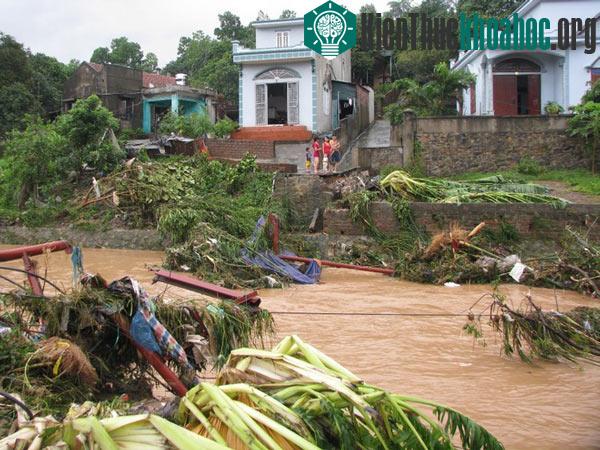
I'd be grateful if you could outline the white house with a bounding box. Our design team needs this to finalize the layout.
[232,18,353,133]
[453,0,600,116]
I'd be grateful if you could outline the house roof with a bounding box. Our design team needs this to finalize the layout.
[142,72,177,88]
[251,18,304,28]
[88,62,103,72]
[81,62,177,88]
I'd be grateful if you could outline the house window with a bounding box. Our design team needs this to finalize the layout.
[276,31,289,48]
[592,68,600,86]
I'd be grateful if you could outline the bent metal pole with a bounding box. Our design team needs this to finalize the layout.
[0,240,72,262]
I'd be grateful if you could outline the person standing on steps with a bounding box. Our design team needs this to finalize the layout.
[305,147,312,174]
[312,137,321,174]
[322,137,332,174]
[329,135,341,173]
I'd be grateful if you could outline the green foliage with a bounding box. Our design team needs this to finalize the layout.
[165,13,252,104]
[456,0,525,17]
[454,168,600,196]
[379,164,404,179]
[582,82,600,103]
[214,11,255,46]
[158,112,213,138]
[91,37,144,69]
[385,63,475,117]
[544,101,564,115]
[213,116,238,138]
[2,116,68,207]
[517,156,544,176]
[56,95,118,148]
[383,103,405,125]
[118,127,147,141]
[0,82,37,136]
[1,96,124,208]
[279,9,297,19]
[568,101,600,173]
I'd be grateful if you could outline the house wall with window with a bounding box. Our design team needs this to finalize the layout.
[454,0,600,116]
[255,22,304,48]
[234,18,355,133]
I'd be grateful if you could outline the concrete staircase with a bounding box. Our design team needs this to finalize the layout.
[231,125,313,142]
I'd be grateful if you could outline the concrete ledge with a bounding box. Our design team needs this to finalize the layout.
[0,226,165,250]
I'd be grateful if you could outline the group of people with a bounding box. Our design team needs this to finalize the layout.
[306,135,341,174]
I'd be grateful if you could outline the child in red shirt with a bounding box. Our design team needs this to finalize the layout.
[322,137,332,173]
[312,137,321,174]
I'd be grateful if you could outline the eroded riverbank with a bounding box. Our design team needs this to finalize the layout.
[0,246,598,449]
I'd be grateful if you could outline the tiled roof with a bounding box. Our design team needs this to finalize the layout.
[143,72,177,88]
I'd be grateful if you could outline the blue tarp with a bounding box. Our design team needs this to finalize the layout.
[241,216,321,284]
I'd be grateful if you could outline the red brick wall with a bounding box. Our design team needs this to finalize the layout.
[206,138,275,160]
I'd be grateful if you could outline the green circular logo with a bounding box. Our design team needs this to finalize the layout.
[304,1,357,59]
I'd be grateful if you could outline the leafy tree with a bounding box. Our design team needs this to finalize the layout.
[279,10,297,19]
[568,101,600,174]
[0,33,32,86]
[29,53,71,116]
[214,11,254,46]
[213,116,238,137]
[384,62,474,119]
[107,37,144,68]
[90,37,153,70]
[386,0,412,17]
[0,83,37,136]
[141,52,159,72]
[3,116,68,206]
[158,112,213,138]
[456,0,524,17]
[90,46,111,65]
[55,95,118,149]
[165,32,240,104]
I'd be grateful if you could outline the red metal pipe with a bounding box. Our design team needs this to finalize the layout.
[151,269,261,306]
[0,241,72,262]
[22,254,44,296]
[112,314,188,397]
[268,213,280,255]
[279,255,395,275]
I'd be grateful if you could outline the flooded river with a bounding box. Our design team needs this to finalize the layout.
[1,246,599,449]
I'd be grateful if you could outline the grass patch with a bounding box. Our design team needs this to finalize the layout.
[451,168,600,196]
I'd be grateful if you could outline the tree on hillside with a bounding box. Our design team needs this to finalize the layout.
[279,10,296,19]
[386,0,412,17]
[141,52,159,72]
[0,33,73,135]
[0,83,37,137]
[107,37,144,68]
[214,11,254,46]
[90,46,111,65]
[90,37,153,70]
[0,33,32,86]
[456,0,525,17]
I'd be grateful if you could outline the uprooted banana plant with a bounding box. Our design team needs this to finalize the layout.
[178,335,504,450]
[0,407,229,450]
[464,292,600,365]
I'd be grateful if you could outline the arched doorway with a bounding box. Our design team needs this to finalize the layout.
[254,68,300,125]
[492,58,541,116]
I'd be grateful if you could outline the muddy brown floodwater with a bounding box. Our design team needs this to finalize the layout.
[1,246,599,449]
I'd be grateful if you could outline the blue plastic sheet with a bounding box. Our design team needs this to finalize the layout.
[241,216,321,284]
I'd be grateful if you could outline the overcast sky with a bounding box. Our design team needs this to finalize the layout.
[1,0,392,67]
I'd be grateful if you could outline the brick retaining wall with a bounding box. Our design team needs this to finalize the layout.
[206,138,275,160]
[392,114,597,176]
[324,201,600,240]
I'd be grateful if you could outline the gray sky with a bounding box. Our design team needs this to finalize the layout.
[1,0,391,66]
